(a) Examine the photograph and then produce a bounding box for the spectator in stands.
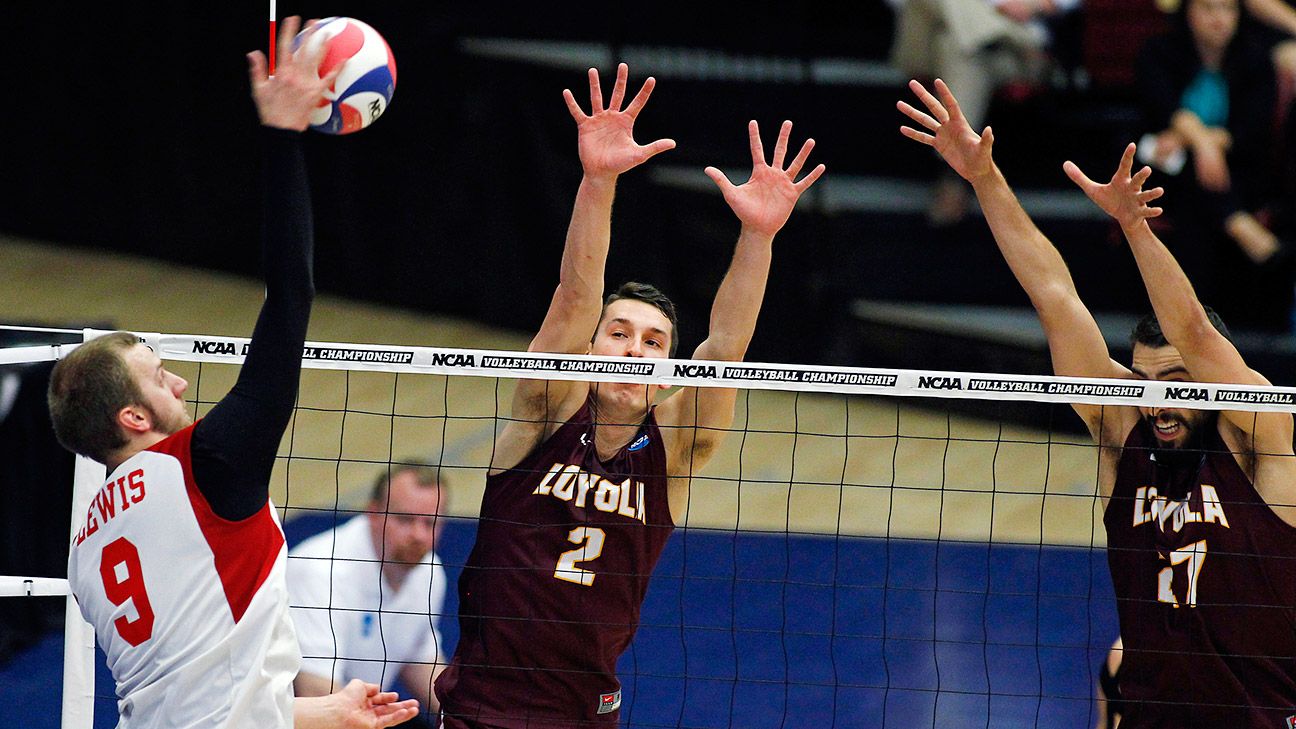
[888,0,1081,225]
[1245,0,1296,238]
[288,463,450,729]
[1136,0,1293,330]
[1246,0,1296,92]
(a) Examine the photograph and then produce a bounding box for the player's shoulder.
[491,389,592,474]
[144,422,201,459]
[1094,406,1142,450]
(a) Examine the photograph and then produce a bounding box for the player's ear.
[116,404,152,435]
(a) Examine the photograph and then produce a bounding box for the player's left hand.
[1063,143,1165,231]
[898,79,995,183]
[331,679,420,729]
[706,120,825,239]
[563,63,676,180]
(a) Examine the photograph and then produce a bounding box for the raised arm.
[694,120,824,362]
[190,17,340,520]
[492,64,674,471]
[529,63,676,356]
[898,79,1134,438]
[1065,145,1293,449]
[657,120,824,489]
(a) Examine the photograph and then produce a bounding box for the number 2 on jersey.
[554,527,606,587]
[1157,539,1207,608]
[99,537,155,646]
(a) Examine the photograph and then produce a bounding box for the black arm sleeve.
[190,128,315,521]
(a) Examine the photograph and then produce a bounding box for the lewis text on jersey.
[73,469,147,546]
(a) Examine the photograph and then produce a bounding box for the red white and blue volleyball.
[294,17,396,135]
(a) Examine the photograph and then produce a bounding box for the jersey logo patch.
[597,689,621,714]
[580,431,591,446]
[627,434,650,452]
[1285,714,1296,729]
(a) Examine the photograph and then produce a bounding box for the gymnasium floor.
[0,236,1118,727]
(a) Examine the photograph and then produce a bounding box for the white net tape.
[126,328,1296,412]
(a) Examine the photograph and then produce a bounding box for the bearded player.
[434,63,825,728]
[50,18,417,728]
[899,78,1296,727]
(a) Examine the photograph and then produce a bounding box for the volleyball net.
[6,328,1295,728]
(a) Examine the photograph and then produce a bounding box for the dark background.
[0,2,1156,365]
[3,0,1285,680]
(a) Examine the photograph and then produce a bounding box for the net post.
[61,429,106,723]
[60,593,96,729]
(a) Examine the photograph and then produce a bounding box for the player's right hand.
[562,63,676,179]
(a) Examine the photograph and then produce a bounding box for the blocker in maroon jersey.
[437,403,673,727]
[433,61,823,728]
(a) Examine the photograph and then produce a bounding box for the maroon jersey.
[1105,421,1296,727]
[436,401,674,728]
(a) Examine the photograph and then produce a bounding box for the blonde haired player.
[51,18,416,729]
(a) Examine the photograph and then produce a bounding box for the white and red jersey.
[66,424,299,728]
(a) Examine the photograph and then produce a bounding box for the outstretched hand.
[247,17,341,131]
[332,679,420,729]
[897,79,994,183]
[705,120,825,238]
[563,63,675,179]
[1063,143,1165,231]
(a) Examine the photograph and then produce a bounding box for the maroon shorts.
[441,714,602,729]
[440,715,502,729]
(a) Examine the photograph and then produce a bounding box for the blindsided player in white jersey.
[49,17,418,729]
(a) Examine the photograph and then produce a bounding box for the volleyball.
[294,17,396,135]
